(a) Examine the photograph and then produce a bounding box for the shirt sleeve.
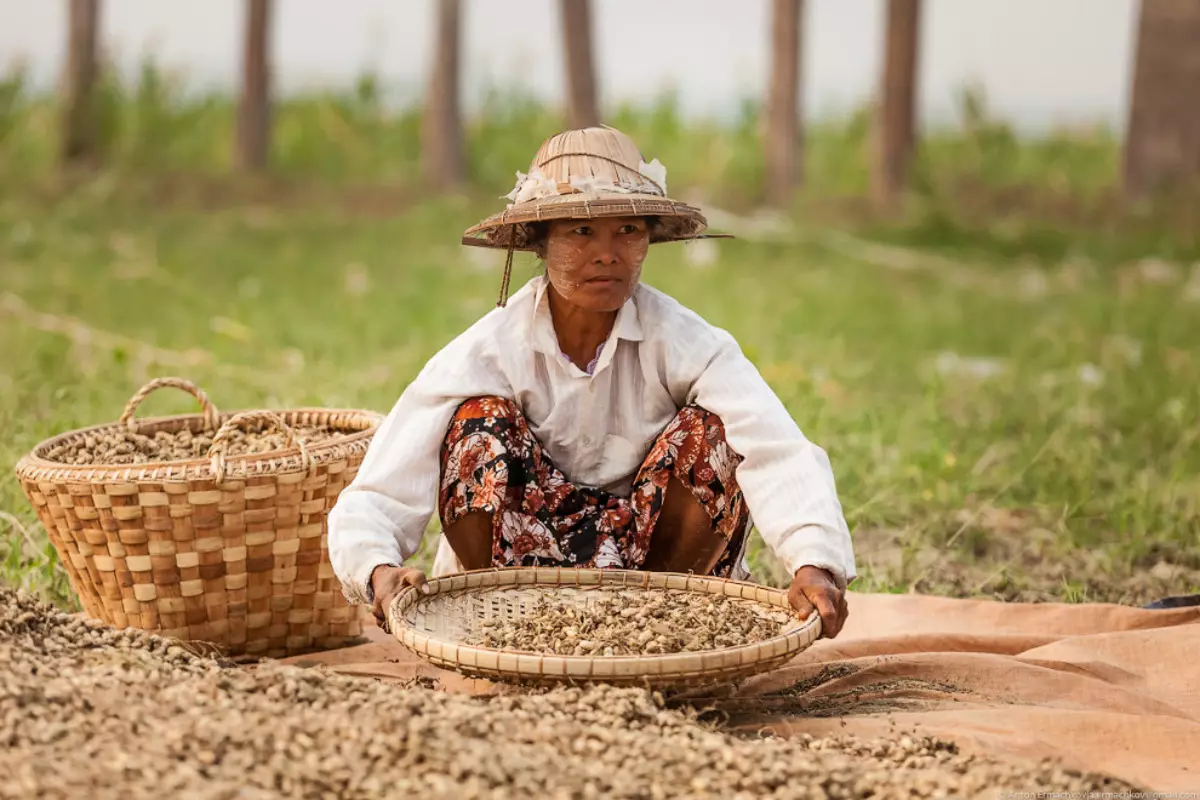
[327,330,512,604]
[678,326,857,590]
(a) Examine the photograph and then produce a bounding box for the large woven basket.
[14,377,382,658]
[390,567,821,688]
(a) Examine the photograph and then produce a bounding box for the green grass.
[1,64,1198,609]
[2,183,1198,609]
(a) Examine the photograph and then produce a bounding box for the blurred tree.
[872,0,922,208]
[236,0,272,171]
[422,0,464,189]
[560,0,600,129]
[61,0,101,165]
[765,0,804,206]
[1124,0,1200,199]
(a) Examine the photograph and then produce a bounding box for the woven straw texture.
[390,567,821,688]
[14,378,382,658]
[462,127,716,251]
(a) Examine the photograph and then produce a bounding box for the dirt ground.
[0,587,1138,800]
[852,516,1200,605]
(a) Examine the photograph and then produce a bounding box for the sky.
[0,0,1139,131]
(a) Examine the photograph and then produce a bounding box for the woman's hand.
[788,565,849,639]
[369,565,430,632]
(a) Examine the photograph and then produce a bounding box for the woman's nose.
[591,233,619,264]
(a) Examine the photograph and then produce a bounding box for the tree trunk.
[560,0,600,129]
[1123,0,1200,199]
[236,0,272,172]
[61,0,101,165]
[422,0,465,189]
[765,0,804,206]
[872,0,922,207]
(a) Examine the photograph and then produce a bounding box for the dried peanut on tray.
[466,590,794,655]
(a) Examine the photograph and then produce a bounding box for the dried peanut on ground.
[0,588,1135,800]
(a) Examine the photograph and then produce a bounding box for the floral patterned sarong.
[437,396,750,577]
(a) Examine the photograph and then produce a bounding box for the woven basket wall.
[392,568,821,688]
[14,378,382,658]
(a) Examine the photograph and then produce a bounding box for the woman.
[328,127,855,639]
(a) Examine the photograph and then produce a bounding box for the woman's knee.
[439,396,526,522]
[667,406,739,462]
[671,404,726,439]
[443,396,525,454]
[661,404,743,491]
[450,396,522,427]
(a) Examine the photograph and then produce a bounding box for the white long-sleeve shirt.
[327,274,856,604]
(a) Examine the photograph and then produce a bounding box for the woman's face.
[543,216,650,312]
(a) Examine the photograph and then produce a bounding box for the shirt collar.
[530,275,644,369]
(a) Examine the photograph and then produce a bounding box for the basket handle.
[206,410,312,483]
[119,377,220,432]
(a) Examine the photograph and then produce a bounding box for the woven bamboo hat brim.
[462,126,725,252]
[389,567,820,689]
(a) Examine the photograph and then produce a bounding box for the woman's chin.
[574,280,631,310]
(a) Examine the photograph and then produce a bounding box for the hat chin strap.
[496,241,516,308]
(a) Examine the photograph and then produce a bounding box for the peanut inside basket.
[465,590,793,656]
[41,421,346,466]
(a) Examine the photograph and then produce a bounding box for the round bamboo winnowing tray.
[14,377,382,658]
[390,567,821,688]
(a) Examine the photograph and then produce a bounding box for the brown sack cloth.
[280,591,1200,793]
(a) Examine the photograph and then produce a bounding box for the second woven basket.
[15,377,382,658]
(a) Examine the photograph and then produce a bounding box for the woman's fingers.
[400,569,432,595]
[808,587,850,639]
[368,566,430,632]
[809,588,841,637]
[789,566,848,639]
[788,580,817,621]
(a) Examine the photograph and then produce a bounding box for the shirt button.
[588,382,596,393]
[582,436,593,446]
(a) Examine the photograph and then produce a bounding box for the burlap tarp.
[280,592,1200,793]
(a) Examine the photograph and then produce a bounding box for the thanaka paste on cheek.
[545,238,589,299]
[544,228,649,308]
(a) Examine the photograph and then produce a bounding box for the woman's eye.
[619,225,639,234]
[573,226,593,236]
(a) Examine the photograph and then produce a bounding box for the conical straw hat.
[462,126,725,252]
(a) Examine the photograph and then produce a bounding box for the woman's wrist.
[366,562,401,602]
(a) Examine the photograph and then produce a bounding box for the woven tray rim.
[390,567,821,684]
[14,407,384,483]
